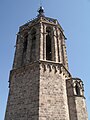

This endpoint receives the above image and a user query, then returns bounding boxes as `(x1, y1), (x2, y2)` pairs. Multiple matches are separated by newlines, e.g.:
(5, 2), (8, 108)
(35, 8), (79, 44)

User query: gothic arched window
(30, 28), (36, 62)
(75, 83), (80, 96)
(46, 27), (52, 60)
(23, 34), (28, 53)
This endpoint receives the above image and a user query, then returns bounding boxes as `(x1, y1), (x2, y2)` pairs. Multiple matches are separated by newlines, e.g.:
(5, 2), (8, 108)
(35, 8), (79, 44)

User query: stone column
(40, 19), (44, 60)
(53, 27), (58, 62)
(43, 24), (46, 60)
(58, 31), (63, 64)
(13, 34), (24, 69)
(51, 28), (55, 61)
(36, 27), (40, 61)
(60, 33), (65, 66)
(62, 36), (68, 70)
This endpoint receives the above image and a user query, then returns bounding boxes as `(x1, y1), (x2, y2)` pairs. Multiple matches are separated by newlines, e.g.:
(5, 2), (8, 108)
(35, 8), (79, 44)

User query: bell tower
(5, 7), (88, 120)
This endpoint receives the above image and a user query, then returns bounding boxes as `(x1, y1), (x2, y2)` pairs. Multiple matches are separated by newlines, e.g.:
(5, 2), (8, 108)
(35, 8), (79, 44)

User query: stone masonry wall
(75, 97), (88, 120)
(66, 79), (78, 120)
(5, 63), (40, 120)
(39, 62), (70, 120)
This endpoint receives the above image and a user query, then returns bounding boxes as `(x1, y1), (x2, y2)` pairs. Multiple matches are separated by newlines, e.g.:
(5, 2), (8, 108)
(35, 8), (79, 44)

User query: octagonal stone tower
(5, 7), (88, 120)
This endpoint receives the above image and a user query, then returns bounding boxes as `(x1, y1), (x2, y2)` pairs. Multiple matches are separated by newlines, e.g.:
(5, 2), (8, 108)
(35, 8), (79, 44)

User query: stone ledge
(10, 60), (71, 83)
(39, 60), (71, 78)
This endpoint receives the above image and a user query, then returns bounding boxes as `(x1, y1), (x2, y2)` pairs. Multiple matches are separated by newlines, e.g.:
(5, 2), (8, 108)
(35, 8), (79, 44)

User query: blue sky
(0, 0), (90, 119)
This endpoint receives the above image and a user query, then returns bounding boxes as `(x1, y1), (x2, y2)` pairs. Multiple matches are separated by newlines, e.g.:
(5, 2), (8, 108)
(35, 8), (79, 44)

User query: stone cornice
(10, 60), (71, 78)
(39, 60), (71, 78)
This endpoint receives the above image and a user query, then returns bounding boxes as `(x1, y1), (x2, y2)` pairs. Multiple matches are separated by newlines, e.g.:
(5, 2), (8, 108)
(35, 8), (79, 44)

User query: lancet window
(46, 27), (52, 61)
(30, 28), (36, 62)
(23, 34), (28, 53)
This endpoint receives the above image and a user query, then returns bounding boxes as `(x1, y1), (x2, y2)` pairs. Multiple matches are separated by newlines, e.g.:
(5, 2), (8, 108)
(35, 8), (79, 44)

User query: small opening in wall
(75, 83), (80, 96)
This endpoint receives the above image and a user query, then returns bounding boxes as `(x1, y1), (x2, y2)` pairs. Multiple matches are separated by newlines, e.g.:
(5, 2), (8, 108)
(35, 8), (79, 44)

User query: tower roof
(19, 6), (64, 34)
